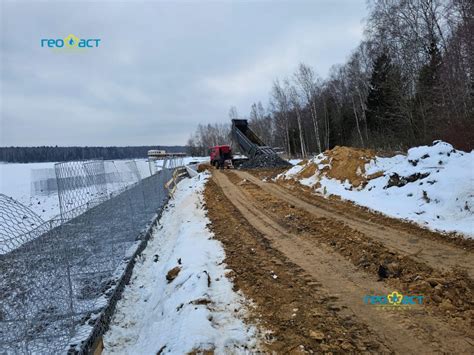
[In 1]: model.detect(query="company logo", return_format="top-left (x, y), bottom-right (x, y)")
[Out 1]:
top-left (41, 34), bottom-right (101, 50)
top-left (364, 291), bottom-right (424, 310)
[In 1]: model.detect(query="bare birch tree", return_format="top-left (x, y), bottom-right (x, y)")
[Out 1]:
top-left (270, 79), bottom-right (292, 155)
top-left (287, 80), bottom-right (307, 158)
top-left (294, 63), bottom-right (323, 153)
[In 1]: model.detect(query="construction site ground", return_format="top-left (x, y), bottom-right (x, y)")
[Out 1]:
top-left (204, 168), bottom-right (474, 354)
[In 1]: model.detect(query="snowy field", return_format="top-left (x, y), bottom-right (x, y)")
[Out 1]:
top-left (103, 173), bottom-right (258, 354)
top-left (0, 157), bottom-right (208, 221)
top-left (280, 141), bottom-right (474, 238)
top-left (0, 160), bottom-right (150, 220)
top-left (0, 162), bottom-right (60, 220)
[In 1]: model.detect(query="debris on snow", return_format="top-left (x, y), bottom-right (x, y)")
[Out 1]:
top-left (385, 172), bottom-right (430, 188)
top-left (166, 266), bottom-right (181, 283)
top-left (279, 141), bottom-right (474, 237)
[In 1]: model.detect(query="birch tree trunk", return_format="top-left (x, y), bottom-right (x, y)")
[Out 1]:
top-left (310, 101), bottom-right (322, 153)
top-left (351, 95), bottom-right (365, 147)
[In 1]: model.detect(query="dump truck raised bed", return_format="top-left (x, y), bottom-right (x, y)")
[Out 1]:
top-left (231, 119), bottom-right (291, 168)
top-left (231, 119), bottom-right (276, 158)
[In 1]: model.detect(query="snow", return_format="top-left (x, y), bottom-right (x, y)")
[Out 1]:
top-left (0, 159), bottom-right (206, 221)
top-left (185, 164), bottom-right (200, 177)
top-left (183, 156), bottom-right (209, 164)
top-left (136, 159), bottom-right (153, 178)
top-left (0, 160), bottom-right (152, 220)
top-left (280, 141), bottom-right (474, 238)
top-left (288, 159), bottom-right (303, 165)
top-left (103, 173), bottom-right (258, 354)
top-left (182, 156), bottom-right (209, 166)
top-left (284, 164), bottom-right (304, 177)
top-left (0, 162), bottom-right (60, 220)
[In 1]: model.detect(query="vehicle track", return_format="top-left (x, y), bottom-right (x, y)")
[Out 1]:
top-left (236, 170), bottom-right (474, 278)
top-left (207, 170), bottom-right (474, 353)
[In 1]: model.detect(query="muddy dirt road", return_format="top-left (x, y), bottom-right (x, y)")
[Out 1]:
top-left (204, 169), bottom-right (474, 353)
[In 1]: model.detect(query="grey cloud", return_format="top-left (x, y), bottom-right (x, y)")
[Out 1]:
top-left (1, 0), bottom-right (366, 146)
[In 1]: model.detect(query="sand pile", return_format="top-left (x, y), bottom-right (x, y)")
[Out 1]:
top-left (321, 146), bottom-right (377, 187)
top-left (279, 141), bottom-right (474, 237)
top-left (280, 146), bottom-right (378, 188)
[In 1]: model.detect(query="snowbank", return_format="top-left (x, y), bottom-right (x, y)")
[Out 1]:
top-left (279, 141), bottom-right (474, 237)
top-left (103, 173), bottom-right (258, 354)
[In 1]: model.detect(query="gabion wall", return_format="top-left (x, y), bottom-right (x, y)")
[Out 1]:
top-left (0, 159), bottom-right (178, 354)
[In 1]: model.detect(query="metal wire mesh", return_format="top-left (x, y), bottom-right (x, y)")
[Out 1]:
top-left (31, 168), bottom-right (58, 196)
top-left (55, 161), bottom-right (103, 222)
top-left (0, 160), bottom-right (175, 354)
top-left (0, 194), bottom-right (46, 253)
top-left (148, 158), bottom-right (157, 176)
top-left (125, 160), bottom-right (141, 182)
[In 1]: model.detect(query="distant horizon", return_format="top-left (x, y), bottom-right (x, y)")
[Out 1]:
top-left (0, 145), bottom-right (191, 163)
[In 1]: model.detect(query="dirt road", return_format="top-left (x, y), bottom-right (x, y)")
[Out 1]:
top-left (204, 169), bottom-right (474, 353)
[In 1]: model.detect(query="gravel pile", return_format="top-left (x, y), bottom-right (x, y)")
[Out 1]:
top-left (240, 154), bottom-right (292, 169)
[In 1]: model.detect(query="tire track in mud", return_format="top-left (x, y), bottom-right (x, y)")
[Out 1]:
top-left (204, 179), bottom-right (389, 353)
top-left (206, 170), bottom-right (474, 353)
top-left (232, 170), bottom-right (474, 324)
top-left (237, 170), bottom-right (474, 277)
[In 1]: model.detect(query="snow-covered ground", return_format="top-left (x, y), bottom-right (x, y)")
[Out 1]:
top-left (288, 158), bottom-right (303, 165)
top-left (183, 156), bottom-right (209, 164)
top-left (103, 173), bottom-right (258, 354)
top-left (0, 160), bottom-right (151, 220)
top-left (0, 158), bottom-right (208, 221)
top-left (279, 141), bottom-right (474, 238)
top-left (0, 162), bottom-right (60, 220)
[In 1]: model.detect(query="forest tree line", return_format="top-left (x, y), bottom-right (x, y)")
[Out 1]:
top-left (0, 146), bottom-right (186, 163)
top-left (187, 0), bottom-right (473, 157)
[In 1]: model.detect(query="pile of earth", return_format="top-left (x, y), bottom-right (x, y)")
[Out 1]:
top-left (320, 146), bottom-right (379, 187)
top-left (277, 141), bottom-right (474, 237)
top-left (281, 146), bottom-right (379, 188)
top-left (197, 163), bottom-right (212, 172)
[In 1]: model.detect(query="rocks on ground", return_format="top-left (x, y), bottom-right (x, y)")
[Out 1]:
top-left (240, 154), bottom-right (292, 169)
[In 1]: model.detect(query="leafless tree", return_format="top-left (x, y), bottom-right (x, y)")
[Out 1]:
top-left (294, 63), bottom-right (323, 153)
top-left (189, 0), bottom-right (473, 154)
top-left (287, 80), bottom-right (307, 158)
top-left (249, 102), bottom-right (273, 146)
top-left (270, 79), bottom-right (292, 155)
top-left (228, 106), bottom-right (239, 120)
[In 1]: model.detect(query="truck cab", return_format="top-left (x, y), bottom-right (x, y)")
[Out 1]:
top-left (210, 145), bottom-right (233, 169)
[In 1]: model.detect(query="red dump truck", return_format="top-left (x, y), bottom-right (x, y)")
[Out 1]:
top-left (210, 145), bottom-right (233, 169)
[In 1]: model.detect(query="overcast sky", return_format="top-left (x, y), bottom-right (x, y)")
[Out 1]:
top-left (1, 0), bottom-right (367, 146)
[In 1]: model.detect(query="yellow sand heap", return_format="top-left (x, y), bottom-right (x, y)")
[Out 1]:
top-left (290, 146), bottom-right (379, 188)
